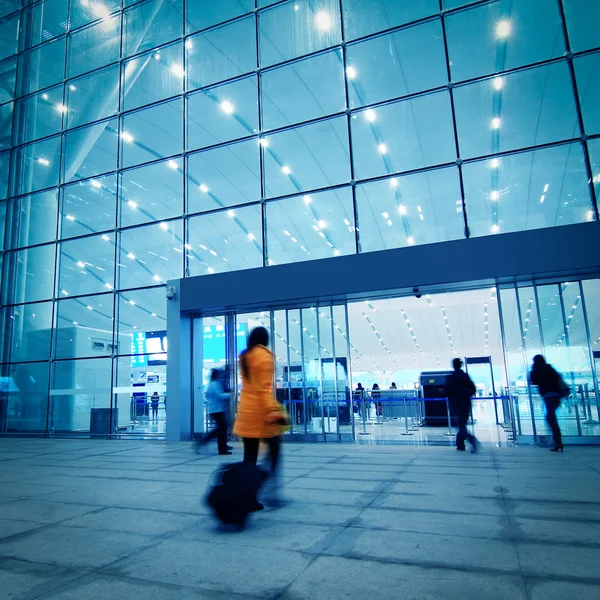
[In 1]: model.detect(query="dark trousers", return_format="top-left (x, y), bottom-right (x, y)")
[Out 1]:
top-left (544, 396), bottom-right (562, 447)
top-left (151, 405), bottom-right (158, 419)
top-left (204, 412), bottom-right (229, 452)
top-left (456, 408), bottom-right (476, 449)
top-left (243, 436), bottom-right (280, 475)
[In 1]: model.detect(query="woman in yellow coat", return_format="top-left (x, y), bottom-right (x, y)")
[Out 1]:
top-left (233, 327), bottom-right (288, 503)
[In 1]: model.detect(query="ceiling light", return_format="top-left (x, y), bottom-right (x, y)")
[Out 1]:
top-left (544, 183), bottom-right (549, 193)
top-left (66, 214), bottom-right (75, 221)
top-left (382, 212), bottom-right (389, 219)
top-left (315, 10), bottom-right (332, 31)
top-left (489, 158), bottom-right (500, 169)
top-left (259, 138), bottom-right (269, 148)
top-left (207, 267), bottom-right (215, 274)
top-left (167, 159), bottom-right (178, 170)
top-left (407, 236), bottom-right (415, 245)
top-left (55, 103), bottom-right (67, 113)
top-left (90, 179), bottom-right (101, 189)
top-left (281, 165), bottom-right (292, 175)
top-left (493, 77), bottom-right (503, 91)
top-left (491, 224), bottom-right (500, 234)
top-left (346, 66), bottom-right (357, 80)
top-left (159, 222), bottom-right (169, 230)
top-left (185, 39), bottom-right (193, 49)
top-left (91, 2), bottom-right (111, 20)
top-left (390, 178), bottom-right (398, 189)
top-left (37, 158), bottom-right (50, 166)
top-left (364, 109), bottom-right (376, 122)
top-left (220, 100), bottom-right (234, 114)
top-left (378, 143), bottom-right (388, 154)
top-left (491, 117), bottom-right (501, 129)
top-left (121, 131), bottom-right (134, 143)
top-left (42, 93), bottom-right (49, 100)
top-left (127, 200), bottom-right (137, 209)
top-left (303, 195), bottom-right (312, 205)
top-left (77, 261), bottom-right (85, 268)
top-left (170, 64), bottom-right (185, 78)
top-left (199, 184), bottom-right (209, 193)
top-left (317, 220), bottom-right (327, 229)
top-left (102, 234), bottom-right (110, 241)
top-left (496, 20), bottom-right (512, 38)
top-left (247, 233), bottom-right (255, 241)
top-left (228, 210), bottom-right (235, 217)
top-left (490, 191), bottom-right (499, 201)
top-left (153, 275), bottom-right (161, 282)
top-left (387, 219), bottom-right (393, 226)
top-left (105, 283), bottom-right (113, 289)
top-left (398, 205), bottom-right (407, 215)
top-left (127, 252), bottom-right (136, 259)
top-left (540, 195), bottom-right (545, 204)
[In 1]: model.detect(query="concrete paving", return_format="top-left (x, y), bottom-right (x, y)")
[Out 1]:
top-left (1, 439), bottom-right (600, 599)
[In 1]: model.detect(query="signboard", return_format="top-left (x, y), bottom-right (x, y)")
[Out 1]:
top-left (203, 323), bottom-right (247, 364)
top-left (147, 375), bottom-right (159, 383)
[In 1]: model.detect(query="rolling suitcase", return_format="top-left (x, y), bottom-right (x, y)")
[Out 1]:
top-left (206, 462), bottom-right (269, 526)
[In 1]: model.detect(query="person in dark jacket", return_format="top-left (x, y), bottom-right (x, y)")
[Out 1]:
top-left (445, 358), bottom-right (480, 452)
top-left (529, 355), bottom-right (567, 452)
top-left (197, 369), bottom-right (232, 455)
top-left (150, 392), bottom-right (160, 421)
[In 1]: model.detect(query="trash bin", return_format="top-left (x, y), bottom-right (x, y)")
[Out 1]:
top-left (90, 408), bottom-right (118, 434)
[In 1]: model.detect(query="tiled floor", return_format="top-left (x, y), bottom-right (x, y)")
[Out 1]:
top-left (1, 438), bottom-right (600, 599)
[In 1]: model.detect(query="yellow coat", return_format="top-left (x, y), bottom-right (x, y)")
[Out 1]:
top-left (233, 345), bottom-right (286, 439)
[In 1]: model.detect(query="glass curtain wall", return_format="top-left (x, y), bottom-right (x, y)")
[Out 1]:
top-left (0, 0), bottom-right (599, 436)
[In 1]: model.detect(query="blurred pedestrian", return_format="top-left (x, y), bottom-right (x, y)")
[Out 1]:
top-left (529, 355), bottom-right (569, 452)
top-left (233, 327), bottom-right (289, 507)
top-left (445, 358), bottom-right (480, 453)
top-left (197, 368), bottom-right (232, 455)
top-left (150, 392), bottom-right (159, 421)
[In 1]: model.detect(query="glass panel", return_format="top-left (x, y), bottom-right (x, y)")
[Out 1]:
top-left (0, 0), bottom-right (19, 20)
top-left (332, 304), bottom-right (352, 436)
top-left (62, 119), bottom-right (118, 183)
top-left (273, 309), bottom-right (290, 432)
top-left (356, 167), bottom-right (465, 252)
top-left (19, 0), bottom-right (68, 51)
top-left (454, 62), bottom-right (579, 159)
top-left (563, 0), bottom-right (600, 53)
top-left (1, 244), bottom-right (56, 304)
top-left (259, 0), bottom-right (341, 68)
top-left (122, 42), bottom-right (184, 112)
top-left (116, 286), bottom-right (167, 341)
top-left (318, 305), bottom-right (338, 436)
top-left (16, 37), bottom-right (66, 97)
top-left (301, 306), bottom-right (322, 435)
top-left (0, 12), bottom-right (18, 61)
top-left (0, 301), bottom-right (53, 363)
top-left (119, 158), bottom-right (183, 227)
top-left (10, 135), bottom-right (62, 196)
top-left (186, 205), bottom-right (263, 276)
top-left (342, 0), bottom-right (438, 40)
top-left (54, 294), bottom-right (115, 359)
top-left (0, 149), bottom-right (8, 199)
top-left (66, 64), bottom-right (120, 129)
top-left (1, 361), bottom-right (49, 432)
top-left (261, 49), bottom-right (345, 131)
top-left (117, 219), bottom-right (184, 290)
top-left (285, 308), bottom-right (305, 433)
top-left (574, 52), bottom-right (600, 136)
top-left (462, 143), bottom-right (595, 238)
top-left (187, 75), bottom-right (259, 151)
top-left (589, 138), bottom-right (600, 204)
top-left (60, 175), bottom-right (117, 239)
top-left (582, 279), bottom-right (600, 421)
top-left (58, 233), bottom-right (116, 297)
top-left (186, 0), bottom-right (254, 34)
top-left (69, 0), bottom-right (121, 30)
top-left (186, 15), bottom-right (256, 91)
top-left (187, 139), bottom-right (260, 214)
top-left (13, 85), bottom-right (64, 145)
top-left (263, 116), bottom-right (350, 198)
top-left (351, 91), bottom-right (456, 180)
top-left (563, 282), bottom-right (598, 432)
top-left (266, 187), bottom-right (355, 265)
top-left (446, 0), bottom-right (565, 82)
top-left (0, 56), bottom-right (17, 105)
top-left (124, 0), bottom-right (183, 59)
top-left (50, 357), bottom-right (112, 432)
top-left (347, 19), bottom-right (446, 108)
top-left (67, 14), bottom-right (121, 79)
top-left (120, 98), bottom-right (183, 168)
top-left (6, 188), bottom-right (58, 249)
top-left (0, 100), bottom-right (12, 150)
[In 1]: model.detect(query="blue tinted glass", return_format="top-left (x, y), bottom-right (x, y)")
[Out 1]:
top-left (0, 12), bottom-right (18, 61)
top-left (66, 65), bottom-right (120, 130)
top-left (261, 49), bottom-right (345, 130)
top-left (347, 19), bottom-right (446, 108)
top-left (122, 42), bottom-right (184, 112)
top-left (574, 52), bottom-right (600, 136)
top-left (563, 0), bottom-right (600, 53)
top-left (0, 100), bottom-right (12, 149)
top-left (590, 139), bottom-right (600, 204)
top-left (266, 187), bottom-right (355, 265)
top-left (187, 205), bottom-right (263, 276)
top-left (118, 220), bottom-right (184, 289)
top-left (356, 168), bottom-right (465, 252)
top-left (186, 16), bottom-right (256, 90)
top-left (54, 295), bottom-right (114, 359)
top-left (0, 56), bottom-right (17, 105)
top-left (343, 0), bottom-right (439, 41)
top-left (0, 0), bottom-right (19, 20)
top-left (454, 62), bottom-right (579, 159)
top-left (13, 85), bottom-right (64, 145)
top-left (63, 119), bottom-right (118, 183)
top-left (0, 149), bottom-right (8, 199)
top-left (19, 0), bottom-right (68, 51)
top-left (187, 139), bottom-right (261, 214)
top-left (463, 143), bottom-right (594, 238)
top-left (10, 135), bottom-right (62, 196)
top-left (0, 301), bottom-right (53, 363)
top-left (124, 0), bottom-right (183, 58)
top-left (186, 0), bottom-right (254, 34)
top-left (2, 244), bottom-right (56, 304)
top-left (351, 91), bottom-right (456, 180)
top-left (17, 37), bottom-right (66, 97)
top-left (69, 0), bottom-right (121, 30)
top-left (120, 99), bottom-right (184, 168)
top-left (187, 76), bottom-right (259, 151)
top-left (6, 189), bottom-right (58, 248)
top-left (60, 175), bottom-right (117, 239)
top-left (67, 15), bottom-right (121, 79)
top-left (58, 234), bottom-right (116, 297)
top-left (119, 158), bottom-right (183, 227)
top-left (116, 286), bottom-right (166, 341)
top-left (446, 0), bottom-right (565, 82)
top-left (259, 0), bottom-right (341, 68)
top-left (263, 116), bottom-right (350, 198)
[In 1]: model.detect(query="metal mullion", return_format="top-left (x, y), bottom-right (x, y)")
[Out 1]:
top-left (578, 279), bottom-right (600, 419)
top-left (284, 308), bottom-right (292, 432)
top-left (555, 0), bottom-right (599, 220)
top-left (298, 309), bottom-right (307, 435)
top-left (343, 300), bottom-right (355, 440)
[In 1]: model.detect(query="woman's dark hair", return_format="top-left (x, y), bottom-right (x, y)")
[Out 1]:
top-left (210, 368), bottom-right (220, 382)
top-left (240, 326), bottom-right (269, 379)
